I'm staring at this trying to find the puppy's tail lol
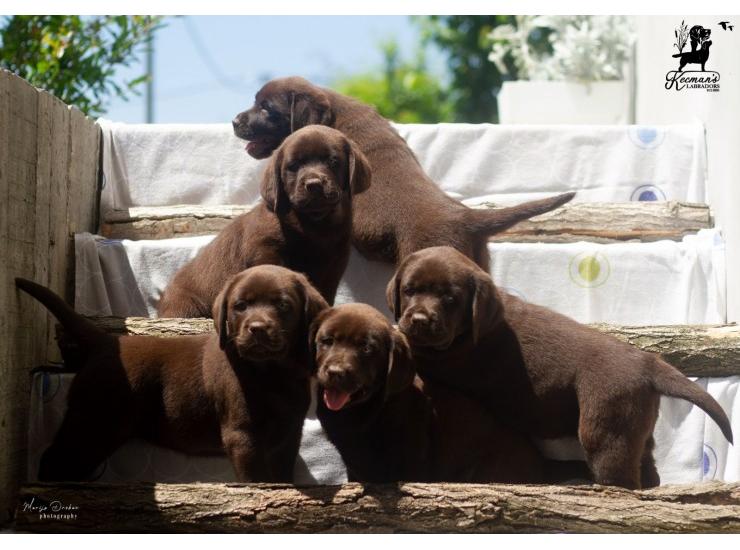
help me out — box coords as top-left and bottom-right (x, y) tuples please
(463, 192), (576, 237)
(15, 278), (108, 347)
(650, 357), (734, 444)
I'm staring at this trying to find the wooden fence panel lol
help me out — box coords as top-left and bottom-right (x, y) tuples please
(0, 70), (99, 524)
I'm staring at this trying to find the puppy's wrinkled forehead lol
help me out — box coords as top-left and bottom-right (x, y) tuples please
(403, 250), (474, 291)
(231, 266), (300, 302)
(320, 304), (390, 341)
(255, 77), (316, 106)
(283, 127), (344, 161)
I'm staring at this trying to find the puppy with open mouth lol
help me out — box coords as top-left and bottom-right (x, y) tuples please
(232, 76), (574, 270)
(158, 124), (370, 318)
(16, 265), (328, 482)
(312, 303), (551, 483)
(388, 246), (734, 489)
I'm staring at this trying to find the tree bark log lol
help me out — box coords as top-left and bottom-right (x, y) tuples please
(485, 200), (711, 243)
(83, 317), (740, 377)
(14, 481), (740, 533)
(592, 323), (740, 377)
(100, 202), (712, 243)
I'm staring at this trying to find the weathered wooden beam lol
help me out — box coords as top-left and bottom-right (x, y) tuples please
(99, 201), (712, 243)
(592, 323), (740, 378)
(14, 481), (740, 533)
(485, 201), (712, 243)
(83, 317), (740, 378)
(101, 204), (249, 240)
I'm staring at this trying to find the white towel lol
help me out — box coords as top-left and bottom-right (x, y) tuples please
(98, 120), (707, 215)
(75, 229), (726, 326)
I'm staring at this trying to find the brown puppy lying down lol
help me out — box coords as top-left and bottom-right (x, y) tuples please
(232, 76), (575, 269)
(312, 303), (550, 483)
(157, 124), (370, 318)
(16, 266), (328, 482)
(387, 246), (734, 489)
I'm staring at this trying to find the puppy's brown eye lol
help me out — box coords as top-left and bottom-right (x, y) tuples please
(327, 156), (338, 167)
(287, 162), (300, 172)
(361, 344), (375, 355)
(233, 300), (248, 312)
(443, 294), (455, 304)
(319, 336), (334, 348)
(403, 287), (415, 297)
(276, 299), (291, 312)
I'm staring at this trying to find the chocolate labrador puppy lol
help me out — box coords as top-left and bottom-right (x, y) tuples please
(232, 76), (574, 269)
(312, 303), (548, 483)
(16, 265), (328, 482)
(387, 246), (734, 489)
(158, 124), (370, 317)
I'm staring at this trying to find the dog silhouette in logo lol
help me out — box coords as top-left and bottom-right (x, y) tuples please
(689, 25), (712, 51)
(673, 40), (712, 71)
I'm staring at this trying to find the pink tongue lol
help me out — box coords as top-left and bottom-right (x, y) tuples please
(323, 389), (351, 411)
(246, 141), (256, 153)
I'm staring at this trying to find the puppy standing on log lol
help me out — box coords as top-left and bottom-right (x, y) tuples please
(312, 303), (548, 483)
(158, 124), (370, 318)
(386, 246), (734, 489)
(16, 266), (329, 482)
(232, 76), (575, 269)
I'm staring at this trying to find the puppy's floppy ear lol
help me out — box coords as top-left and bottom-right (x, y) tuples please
(213, 274), (239, 350)
(385, 272), (401, 322)
(290, 90), (334, 131)
(470, 271), (504, 345)
(344, 137), (371, 195)
(307, 308), (330, 374)
(260, 148), (290, 215)
(386, 257), (410, 321)
(385, 329), (415, 398)
(297, 273), (329, 327)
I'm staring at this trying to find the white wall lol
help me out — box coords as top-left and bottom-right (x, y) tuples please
(636, 15), (740, 322)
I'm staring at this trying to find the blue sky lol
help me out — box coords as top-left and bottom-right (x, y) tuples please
(106, 16), (446, 124)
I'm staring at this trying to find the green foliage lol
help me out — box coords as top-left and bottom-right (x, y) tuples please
(334, 40), (452, 123)
(413, 15), (518, 123)
(0, 15), (163, 116)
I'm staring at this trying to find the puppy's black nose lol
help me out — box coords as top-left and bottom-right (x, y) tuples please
(410, 312), (430, 327)
(305, 178), (324, 195)
(325, 365), (351, 382)
(248, 321), (268, 335)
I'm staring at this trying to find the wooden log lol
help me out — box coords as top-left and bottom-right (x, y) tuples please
(592, 323), (740, 377)
(99, 201), (712, 243)
(90, 315), (215, 336)
(14, 481), (740, 533)
(83, 317), (740, 378)
(485, 200), (713, 243)
(101, 204), (250, 240)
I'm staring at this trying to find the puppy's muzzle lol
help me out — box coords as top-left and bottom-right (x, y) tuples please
(234, 322), (286, 360)
(295, 179), (341, 216)
(318, 364), (362, 411)
(304, 178), (339, 202)
(399, 310), (443, 344)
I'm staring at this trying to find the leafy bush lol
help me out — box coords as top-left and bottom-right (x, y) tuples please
(0, 15), (163, 116)
(334, 40), (452, 124)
